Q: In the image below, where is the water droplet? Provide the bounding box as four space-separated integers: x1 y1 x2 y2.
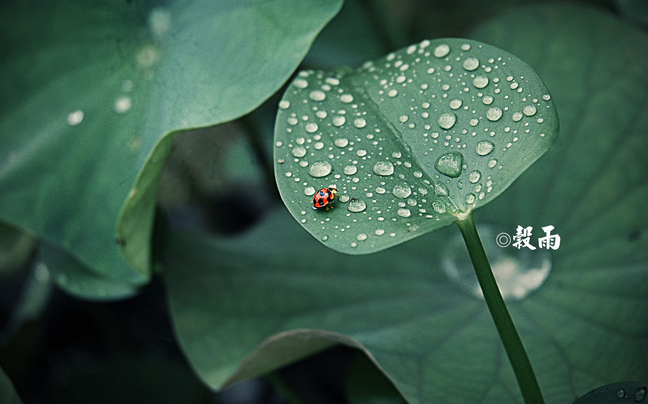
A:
294 79 308 88
314 141 324 150
305 123 318 133
67 110 84 126
316 111 327 119
334 137 349 148
373 161 394 176
486 107 503 121
512 112 523 122
114 96 132 114
304 186 316 196
333 116 346 127
340 94 353 103
344 165 358 175
310 90 326 101
291 146 307 158
432 200 446 214
435 183 449 196
326 77 340 86
434 44 450 58
523 105 537 116
470 118 479 127
309 161 332 177
348 198 367 212
476 140 495 156
438 112 457 130
435 152 463 178
375 229 385 236
465 193 476 204
279 100 290 109
618 389 626 399
392 183 412 199
488 158 497 168
356 149 367 157
635 386 647 402
482 95 493 105
339 194 350 203
473 76 489 89
463 57 479 71
388 89 398 97
322 235 329 241
449 99 462 110
397 208 411 217
542 94 551 101
357 233 368 241
399 115 409 123
469 170 481 183
354 118 367 128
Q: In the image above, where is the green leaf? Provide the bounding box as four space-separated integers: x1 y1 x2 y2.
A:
571 382 647 403
0 222 36 275
615 0 648 27
274 38 558 255
0 0 342 287
165 4 648 404
40 243 139 301
0 366 22 404
346 353 406 404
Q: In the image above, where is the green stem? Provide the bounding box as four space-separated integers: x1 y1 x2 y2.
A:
456 212 544 404
266 371 306 404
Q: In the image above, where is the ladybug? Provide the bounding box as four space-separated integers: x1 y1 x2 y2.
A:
313 187 338 209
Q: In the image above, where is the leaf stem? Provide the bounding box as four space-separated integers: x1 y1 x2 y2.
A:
456 212 545 404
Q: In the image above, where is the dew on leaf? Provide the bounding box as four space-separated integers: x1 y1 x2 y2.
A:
397 208 411 217
463 57 480 71
512 112 523 122
469 170 481 183
304 186 316 196
348 198 367 212
473 76 489 89
333 116 346 127
434 44 450 58
340 94 353 103
309 90 326 101
309 161 332 177
435 152 464 178
435 183 449 197
305 123 318 133
291 146 307 158
114 96 132 114
486 107 503 121
488 158 498 168
294 79 308 88
449 99 463 110
354 118 367 128
523 105 537 116
432 200 446 214
357 233 368 241
344 165 358 175
373 161 395 176
279 100 290 109
392 183 412 199
476 140 495 156
438 112 457 130
465 193 476 204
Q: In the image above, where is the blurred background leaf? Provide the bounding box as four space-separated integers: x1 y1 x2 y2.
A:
0 0 343 292
0 365 22 404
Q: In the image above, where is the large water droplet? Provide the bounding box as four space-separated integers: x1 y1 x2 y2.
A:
309 161 332 177
305 123 318 133
469 170 481 183
333 116 346 127
619 390 626 399
348 198 367 212
435 152 463 178
488 158 498 168
476 140 495 156
465 193 476 204
279 100 290 109
473 76 489 89
486 107 503 122
392 183 412 199
357 233 368 241
304 186 316 196
291 146 307 158
344 165 358 175
354 118 367 128
334 137 348 147
435 183 449 197
434 44 450 58
309 90 326 101
432 200 446 214
438 112 457 130
463 57 479 71
294 79 308 88
373 161 394 176
397 208 411 217
635 386 647 402
523 105 537 116
340 94 353 103
449 99 462 110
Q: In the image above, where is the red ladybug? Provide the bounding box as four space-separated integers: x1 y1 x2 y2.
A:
313 187 338 209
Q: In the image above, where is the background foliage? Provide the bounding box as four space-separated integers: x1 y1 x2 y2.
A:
1 0 646 403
